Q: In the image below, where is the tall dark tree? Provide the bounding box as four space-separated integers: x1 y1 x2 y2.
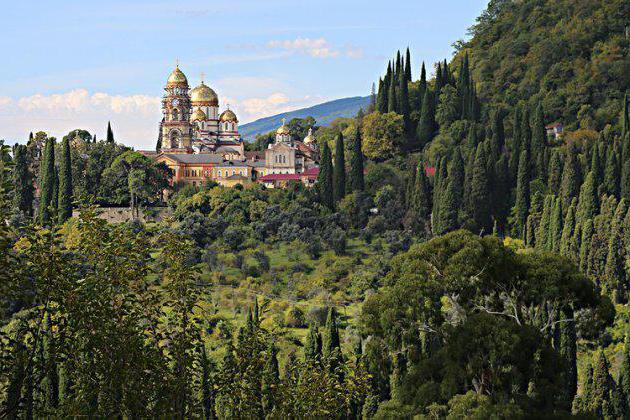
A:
387 75 397 113
398 70 411 139
548 149 563 193
513 149 530 238
603 150 620 197
12 144 34 216
509 106 522 179
416 89 436 148
558 310 577 409
413 164 431 221
106 121 115 143
318 143 334 210
494 153 510 232
470 143 491 234
490 109 505 159
560 144 582 211
576 171 598 225
621 159 630 202
531 103 547 177
376 78 387 113
38 137 56 225
304 324 322 363
418 62 427 100
323 307 342 373
349 125 365 192
333 133 346 202
57 138 73 223
404 48 411 82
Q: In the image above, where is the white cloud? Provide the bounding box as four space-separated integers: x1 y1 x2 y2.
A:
0 88 326 149
266 37 363 59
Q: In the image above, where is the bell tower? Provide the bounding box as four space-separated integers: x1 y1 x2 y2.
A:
160 63 192 152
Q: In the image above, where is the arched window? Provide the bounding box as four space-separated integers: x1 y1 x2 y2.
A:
172 109 179 121
218 170 222 178
170 130 180 148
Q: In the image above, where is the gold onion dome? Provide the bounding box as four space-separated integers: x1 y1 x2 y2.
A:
191 107 207 122
190 81 219 106
167 65 188 86
220 109 238 123
276 123 290 135
303 128 315 144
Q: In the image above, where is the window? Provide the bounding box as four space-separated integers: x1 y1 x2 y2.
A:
218 170 222 177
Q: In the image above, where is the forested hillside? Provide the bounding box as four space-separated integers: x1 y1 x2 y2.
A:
1 0 629 418
463 0 629 130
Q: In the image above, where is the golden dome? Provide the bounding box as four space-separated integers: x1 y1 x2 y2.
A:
191 107 207 122
303 128 315 144
219 109 238 123
190 81 218 105
167 65 188 86
276 123 290 135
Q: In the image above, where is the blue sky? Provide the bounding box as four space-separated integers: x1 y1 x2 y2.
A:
1 0 488 148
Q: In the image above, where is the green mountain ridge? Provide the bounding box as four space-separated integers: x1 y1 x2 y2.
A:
239 96 370 140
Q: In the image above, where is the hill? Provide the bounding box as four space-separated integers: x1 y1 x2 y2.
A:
239 96 370 139
460 0 629 131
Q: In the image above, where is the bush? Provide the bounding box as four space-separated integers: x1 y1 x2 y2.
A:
285 306 306 328
306 306 329 326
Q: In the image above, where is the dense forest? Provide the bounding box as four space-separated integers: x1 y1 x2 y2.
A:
1 0 630 418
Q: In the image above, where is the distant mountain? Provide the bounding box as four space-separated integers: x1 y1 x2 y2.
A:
239 96 370 140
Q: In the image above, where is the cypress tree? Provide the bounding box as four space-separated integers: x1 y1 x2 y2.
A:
38 137 56 225
576 172 598 225
261 342 279 416
349 124 365 192
12 144 34 217
333 133 346 202
376 78 387 113
470 143 491 234
619 342 630 411
590 143 603 187
513 149 530 238
531 103 547 177
604 199 627 302
560 144 582 211
387 74 397 113
520 106 531 160
509 106 522 179
560 201 576 257
437 179 459 234
318 143 334 210
419 62 427 100
622 92 629 137
51 167 59 218
413 164 431 221
398 70 411 138
417 89 436 148
550 197 563 252
466 123 478 151
42 312 59 411
106 121 115 143
432 157 448 233
200 342 215 420
435 62 443 93
494 153 510 232
559 310 577 408
395 51 402 81
57 138 73 223
603 149 620 197
592 351 615 416
404 47 411 82
548 149 563 193
621 159 630 202
536 195 554 251
490 109 505 159
442 59 450 86
579 219 594 272
304 324 322 362
323 307 342 373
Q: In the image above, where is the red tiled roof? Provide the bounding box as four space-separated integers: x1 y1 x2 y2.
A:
545 122 563 129
259 173 302 181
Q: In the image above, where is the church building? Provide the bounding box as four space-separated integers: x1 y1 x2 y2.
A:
153 64 319 189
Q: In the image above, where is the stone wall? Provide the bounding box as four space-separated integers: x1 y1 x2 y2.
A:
72 207 172 223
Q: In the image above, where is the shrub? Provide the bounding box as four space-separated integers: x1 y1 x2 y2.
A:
306 306 329 326
285 306 306 328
